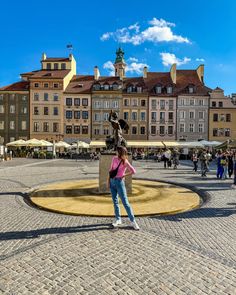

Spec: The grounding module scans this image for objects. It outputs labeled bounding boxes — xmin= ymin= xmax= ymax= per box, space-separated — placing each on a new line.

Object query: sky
xmin=0 ymin=0 xmax=236 ymax=94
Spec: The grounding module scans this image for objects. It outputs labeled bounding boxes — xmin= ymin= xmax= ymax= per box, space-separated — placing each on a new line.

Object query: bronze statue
xmin=106 ymin=110 xmax=129 ymax=151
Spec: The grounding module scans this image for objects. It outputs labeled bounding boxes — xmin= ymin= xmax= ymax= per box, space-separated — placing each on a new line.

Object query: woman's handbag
xmin=109 ymin=160 xmax=122 ymax=179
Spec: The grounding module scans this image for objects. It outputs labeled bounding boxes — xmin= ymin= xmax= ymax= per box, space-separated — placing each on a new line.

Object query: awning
xmin=127 ymin=141 xmax=164 ymax=148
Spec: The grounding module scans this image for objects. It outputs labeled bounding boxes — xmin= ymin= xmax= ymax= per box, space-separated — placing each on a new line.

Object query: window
xmin=167 ymin=86 xmax=172 ymax=94
xmin=132 ymin=126 xmax=137 ymax=134
xmin=93 ymin=84 xmax=100 ymax=91
xmin=66 ymin=111 xmax=72 ymax=119
xmin=34 ymin=107 xmax=39 ymax=115
xmin=141 ymin=100 xmax=146 ymax=107
xmin=160 ymin=100 xmax=165 ymax=109
xmin=104 ymin=128 xmax=109 ymax=135
xmin=198 ymin=123 xmax=204 ymax=133
xmin=0 ymin=121 xmax=4 ymax=129
xmin=168 ymin=112 xmax=173 ymax=121
xmin=169 ymin=100 xmax=174 ymax=110
xmin=140 ymin=112 xmax=146 ymax=121
xmin=74 ymin=126 xmax=80 ymax=134
xmin=190 ymin=99 xmax=195 ymax=106
xmin=140 ymin=126 xmax=145 ymax=134
xmin=225 ymin=128 xmax=230 ymax=137
xmin=151 ymin=100 xmax=157 ymax=108
xmin=199 ymin=111 xmax=204 ymax=119
xmin=53 ymin=107 xmax=59 ymax=116
xmin=151 ymin=126 xmax=156 ymax=135
xmin=61 ymin=63 xmax=66 ymax=70
xmin=104 ymin=101 xmax=109 ymax=109
xmin=34 ymin=122 xmax=40 ymax=132
xmin=180 ymin=123 xmax=185 ymax=133
xmin=180 ymin=98 xmax=185 ymax=106
xmin=54 ymin=63 xmax=58 ymax=70
xmin=34 ymin=93 xmax=39 ymax=101
xmin=66 ymin=125 xmax=72 ymax=134
xmin=212 ymin=101 xmax=216 ymax=107
xmin=53 ymin=83 xmax=59 ymax=88
xmin=44 ymin=83 xmax=49 ymax=88
xmin=127 ymin=86 xmax=133 ymax=93
xmin=74 ymin=111 xmax=80 ymax=119
xmin=180 ymin=111 xmax=185 ymax=119
xmin=168 ymin=126 xmax=173 ymax=135
xmin=131 ymin=112 xmax=137 ymax=121
xmin=22 ymin=95 xmax=27 ymax=101
xmin=218 ymin=101 xmax=223 ymax=107
xmin=151 ymin=112 xmax=157 ymax=121
xmin=82 ymin=98 xmax=88 ymax=106
xmin=113 ymin=83 xmax=118 ymax=90
xmin=0 ymin=94 xmax=3 ymax=101
xmin=132 ymin=99 xmax=138 ymax=107
xmin=94 ymin=113 xmax=100 ymax=121
xmin=155 ymin=86 xmax=162 ymax=94
xmin=104 ymin=113 xmax=109 ymax=121
xmin=218 ymin=128 xmax=224 ymax=136
xmin=213 ymin=113 xmax=218 ymax=122
xmin=226 ymin=114 xmax=231 ymax=122
xmin=43 ymin=122 xmax=49 ymax=132
xmin=94 ymin=101 xmax=100 ymax=108
xmin=10 ymin=121 xmax=15 ymax=130
xmin=160 ymin=112 xmax=165 ymax=122
xmin=199 ymin=99 xmax=204 ymax=106
xmin=53 ymin=123 xmax=59 ymax=133
xmin=124 ymin=112 xmax=129 ymax=120
xmin=124 ymin=99 xmax=129 ymax=106
xmin=82 ymin=126 xmax=88 ymax=134
xmin=220 ymin=114 xmax=225 ymax=122
xmin=9 ymin=105 xmax=15 ymax=113
xmin=53 ymin=93 xmax=59 ymax=101
xmin=189 ymin=111 xmax=195 ymax=119
xmin=159 ymin=126 xmax=165 ymax=135
xmin=34 ymin=83 xmax=39 ymax=88
xmin=44 ymin=107 xmax=49 ymax=115
xmin=0 ymin=105 xmax=4 ymax=113
xmin=46 ymin=63 xmax=51 ymax=70
xmin=82 ymin=111 xmax=88 ymax=119
xmin=74 ymin=98 xmax=80 ymax=106
xmin=189 ymin=86 xmax=194 ymax=94
xmin=44 ymin=93 xmax=49 ymax=101
xmin=94 ymin=128 xmax=100 ymax=135
xmin=213 ymin=129 xmax=218 ymax=137
xmin=21 ymin=106 xmax=27 ymax=114
xmin=104 ymin=84 xmax=109 ymax=90
xmin=189 ymin=123 xmax=194 ymax=133
xmin=137 ymin=87 xmax=142 ymax=93
xmin=21 ymin=121 xmax=27 ymax=130
xmin=66 ymin=98 xmax=72 ymax=106
xmin=112 ymin=101 xmax=118 ymax=108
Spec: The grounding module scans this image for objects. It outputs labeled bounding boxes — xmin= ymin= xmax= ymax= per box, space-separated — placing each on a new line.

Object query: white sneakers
xmin=231 ymin=184 xmax=236 ymax=189
xmin=112 ymin=219 xmax=140 ymax=230
xmin=112 ymin=219 xmax=122 ymax=227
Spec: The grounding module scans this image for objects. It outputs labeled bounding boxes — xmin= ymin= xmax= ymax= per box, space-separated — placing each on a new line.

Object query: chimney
xmin=170 ymin=63 xmax=176 ymax=84
xmin=94 ymin=66 xmax=100 ymax=81
xmin=197 ymin=64 xmax=204 ymax=83
xmin=41 ymin=53 xmax=47 ymax=61
xmin=143 ymin=66 xmax=148 ymax=78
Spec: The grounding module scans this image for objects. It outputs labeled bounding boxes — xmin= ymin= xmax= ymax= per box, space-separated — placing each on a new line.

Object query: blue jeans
xmin=110 ymin=178 xmax=135 ymax=222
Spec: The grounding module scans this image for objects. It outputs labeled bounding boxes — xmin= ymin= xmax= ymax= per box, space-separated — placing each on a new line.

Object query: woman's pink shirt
xmin=110 ymin=156 xmax=136 ymax=178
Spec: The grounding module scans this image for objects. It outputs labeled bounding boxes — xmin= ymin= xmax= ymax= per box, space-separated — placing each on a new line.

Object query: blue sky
xmin=0 ymin=0 xmax=236 ymax=94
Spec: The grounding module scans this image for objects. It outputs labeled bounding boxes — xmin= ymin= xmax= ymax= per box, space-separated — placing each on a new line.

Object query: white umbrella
xmin=200 ymin=140 xmax=222 ymax=147
xmin=178 ymin=141 xmax=205 ymax=148
xmin=55 ymin=141 xmax=71 ymax=148
xmin=40 ymin=140 xmax=53 ymax=147
xmin=6 ymin=139 xmax=26 ymax=146
xmin=71 ymin=141 xmax=90 ymax=149
xmin=24 ymin=138 xmax=44 ymax=147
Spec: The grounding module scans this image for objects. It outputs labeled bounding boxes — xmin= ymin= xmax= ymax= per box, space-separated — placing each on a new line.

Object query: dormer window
xmin=104 ymin=84 xmax=109 ymax=90
xmin=155 ymin=85 xmax=162 ymax=94
xmin=137 ymin=86 xmax=142 ymax=93
xmin=127 ymin=86 xmax=133 ymax=93
xmin=167 ymin=86 xmax=173 ymax=94
xmin=93 ymin=84 xmax=100 ymax=91
xmin=61 ymin=63 xmax=66 ymax=70
xmin=112 ymin=83 xmax=118 ymax=90
xmin=188 ymin=85 xmax=194 ymax=94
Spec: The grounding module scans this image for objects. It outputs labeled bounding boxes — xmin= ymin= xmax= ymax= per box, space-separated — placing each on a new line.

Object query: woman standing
xmin=108 ymin=146 xmax=140 ymax=230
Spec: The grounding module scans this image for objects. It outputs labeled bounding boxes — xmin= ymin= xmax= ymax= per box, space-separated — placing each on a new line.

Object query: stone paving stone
xmin=0 ymin=159 xmax=236 ymax=294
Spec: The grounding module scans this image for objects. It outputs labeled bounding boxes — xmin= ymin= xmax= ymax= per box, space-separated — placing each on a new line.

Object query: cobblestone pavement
xmin=0 ymin=158 xmax=236 ymax=295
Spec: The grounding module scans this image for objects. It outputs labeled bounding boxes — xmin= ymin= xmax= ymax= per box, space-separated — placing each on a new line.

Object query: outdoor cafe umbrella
xmin=24 ymin=138 xmax=45 ymax=147
xmin=71 ymin=141 xmax=90 ymax=149
xmin=39 ymin=140 xmax=53 ymax=147
xmin=55 ymin=141 xmax=71 ymax=148
xmin=6 ymin=139 xmax=26 ymax=146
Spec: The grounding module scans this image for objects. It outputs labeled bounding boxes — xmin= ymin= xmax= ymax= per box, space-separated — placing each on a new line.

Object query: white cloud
xmin=196 ymin=58 xmax=205 ymax=62
xmin=100 ymin=18 xmax=190 ymax=45
xmin=160 ymin=52 xmax=191 ymax=67
xmin=103 ymin=58 xmax=149 ymax=75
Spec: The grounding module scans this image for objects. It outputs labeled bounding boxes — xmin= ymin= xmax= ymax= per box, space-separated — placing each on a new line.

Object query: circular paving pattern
xmin=29 ymin=179 xmax=201 ymax=216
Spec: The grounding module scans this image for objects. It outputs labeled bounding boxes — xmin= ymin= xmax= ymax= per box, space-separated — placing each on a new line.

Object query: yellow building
xmin=21 ymin=53 xmax=76 ymax=141
xmin=209 ymin=87 xmax=236 ymax=141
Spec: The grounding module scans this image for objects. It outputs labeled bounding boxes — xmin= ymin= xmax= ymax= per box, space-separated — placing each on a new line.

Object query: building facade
xmin=209 ymin=87 xmax=236 ymax=141
xmin=0 ymin=81 xmax=30 ymax=144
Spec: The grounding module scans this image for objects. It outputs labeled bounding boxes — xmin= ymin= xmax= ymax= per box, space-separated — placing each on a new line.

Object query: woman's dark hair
xmin=117 ymin=146 xmax=128 ymax=164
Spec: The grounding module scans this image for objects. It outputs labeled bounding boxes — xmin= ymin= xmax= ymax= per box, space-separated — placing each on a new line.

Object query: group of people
xmin=216 ymin=151 xmax=235 ymax=180
xmin=162 ymin=149 xmax=180 ymax=169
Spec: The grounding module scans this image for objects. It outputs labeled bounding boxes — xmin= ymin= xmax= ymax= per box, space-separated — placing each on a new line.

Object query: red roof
xmin=0 ymin=81 xmax=29 ymax=91
xmin=64 ymin=75 xmax=95 ymax=94
xmin=21 ymin=70 xmax=70 ymax=79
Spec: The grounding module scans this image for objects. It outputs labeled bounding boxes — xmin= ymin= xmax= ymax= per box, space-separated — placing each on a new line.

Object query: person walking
xmin=221 ymin=154 xmax=228 ymax=179
xmin=192 ymin=151 xmax=198 ymax=172
xmin=216 ymin=152 xmax=223 ymax=178
xmin=199 ymin=150 xmax=208 ymax=177
xmin=228 ymin=152 xmax=234 ymax=178
xmin=108 ymin=146 xmax=140 ymax=230
xmin=231 ymin=159 xmax=236 ymax=189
